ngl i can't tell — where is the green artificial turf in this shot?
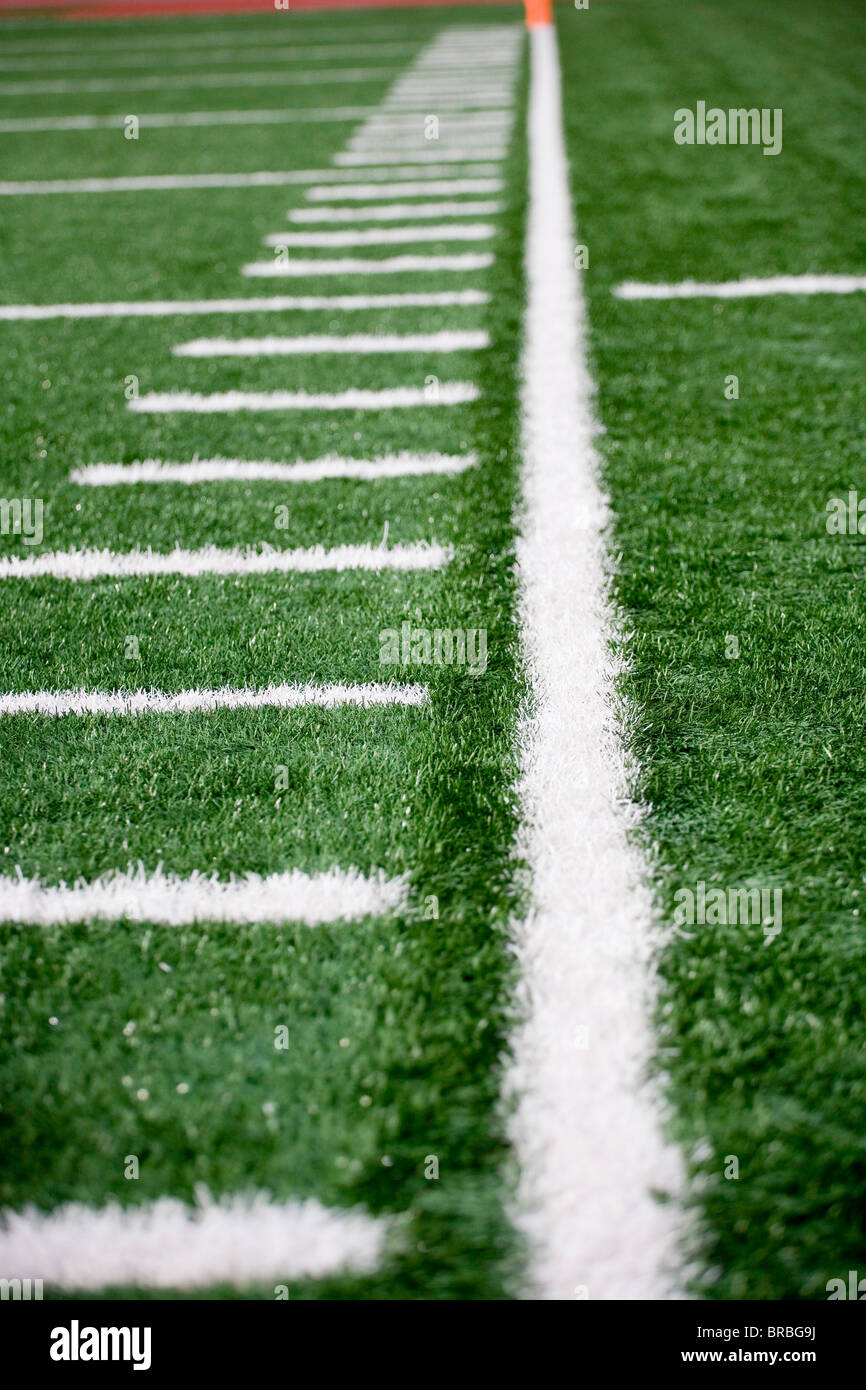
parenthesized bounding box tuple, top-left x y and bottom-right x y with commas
(0, 5, 528, 1301)
(558, 0, 866, 1299)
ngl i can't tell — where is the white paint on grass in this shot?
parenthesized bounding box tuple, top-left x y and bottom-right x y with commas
(0, 67, 397, 96)
(173, 330, 489, 357)
(0, 864, 408, 926)
(287, 201, 501, 223)
(333, 148, 504, 166)
(0, 107, 380, 134)
(0, 290, 487, 322)
(304, 179, 502, 201)
(0, 1193, 388, 1290)
(0, 542, 451, 581)
(0, 168, 497, 197)
(128, 384, 478, 413)
(71, 453, 477, 486)
(263, 225, 494, 247)
(615, 274, 866, 299)
(0, 681, 428, 718)
(510, 24, 685, 1302)
(241, 253, 493, 277)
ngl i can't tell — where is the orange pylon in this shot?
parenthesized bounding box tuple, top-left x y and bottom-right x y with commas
(525, 0, 553, 27)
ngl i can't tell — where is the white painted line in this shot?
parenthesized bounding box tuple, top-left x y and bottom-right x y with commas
(0, 1193, 389, 1289)
(0, 542, 452, 581)
(614, 274, 866, 299)
(0, 864, 408, 926)
(263, 225, 494, 247)
(358, 113, 512, 131)
(287, 201, 502, 223)
(0, 67, 398, 95)
(0, 167, 498, 197)
(0, 107, 381, 134)
(0, 28, 436, 54)
(0, 42, 416, 71)
(510, 24, 684, 1302)
(333, 148, 504, 165)
(304, 179, 502, 201)
(0, 290, 488, 322)
(129, 385, 478, 413)
(0, 682, 429, 718)
(174, 331, 490, 357)
(241, 253, 493, 277)
(71, 452, 477, 486)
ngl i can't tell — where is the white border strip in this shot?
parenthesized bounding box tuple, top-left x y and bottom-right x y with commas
(0, 1194, 389, 1289)
(127, 384, 479, 413)
(262, 225, 494, 247)
(173, 331, 489, 357)
(615, 274, 866, 299)
(0, 682, 428, 718)
(510, 24, 684, 1302)
(0, 864, 408, 926)
(70, 453, 477, 486)
(287, 202, 501, 223)
(241, 253, 493, 277)
(0, 291, 488, 322)
(0, 542, 451, 581)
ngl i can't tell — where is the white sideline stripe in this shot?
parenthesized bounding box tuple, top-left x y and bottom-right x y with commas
(304, 180, 502, 201)
(128, 384, 478, 413)
(287, 201, 502, 223)
(71, 453, 478, 486)
(263, 224, 494, 246)
(0, 108, 382, 134)
(0, 682, 429, 718)
(614, 274, 866, 299)
(241, 253, 493, 277)
(0, 1194, 389, 1289)
(0, 68, 398, 95)
(0, 167, 498, 197)
(0, 543, 452, 581)
(173, 331, 490, 357)
(0, 290, 488, 322)
(333, 148, 504, 165)
(510, 25, 684, 1302)
(0, 865, 409, 926)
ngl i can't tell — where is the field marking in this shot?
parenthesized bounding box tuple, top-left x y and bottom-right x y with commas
(71, 453, 478, 486)
(333, 149, 505, 166)
(0, 542, 452, 581)
(241, 253, 493, 277)
(510, 24, 684, 1302)
(0, 290, 488, 322)
(129, 384, 478, 413)
(0, 27, 442, 53)
(287, 201, 502, 223)
(357, 113, 512, 130)
(0, 108, 382, 134)
(0, 67, 399, 95)
(173, 330, 490, 357)
(0, 167, 499, 197)
(263, 225, 494, 247)
(0, 42, 417, 71)
(304, 179, 502, 200)
(0, 682, 429, 718)
(0, 1194, 389, 1289)
(0, 864, 409, 926)
(615, 274, 866, 299)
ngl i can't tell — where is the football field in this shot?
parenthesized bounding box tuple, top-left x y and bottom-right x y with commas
(0, 0, 865, 1306)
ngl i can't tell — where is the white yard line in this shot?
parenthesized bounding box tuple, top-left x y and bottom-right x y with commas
(615, 274, 866, 299)
(333, 149, 505, 165)
(0, 864, 409, 926)
(0, 542, 452, 581)
(0, 167, 498, 197)
(287, 201, 501, 223)
(0, 682, 428, 718)
(510, 24, 685, 1302)
(0, 108, 382, 134)
(0, 67, 398, 96)
(0, 42, 417, 71)
(0, 1194, 389, 1289)
(241, 253, 493, 277)
(71, 453, 477, 486)
(262, 225, 494, 246)
(0, 291, 488, 322)
(303, 179, 502, 200)
(128, 384, 478, 413)
(173, 331, 490, 357)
